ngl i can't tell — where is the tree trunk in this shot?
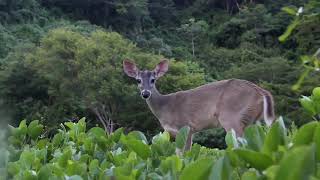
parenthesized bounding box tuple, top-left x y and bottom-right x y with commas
(91, 105, 114, 135)
(191, 33, 195, 57)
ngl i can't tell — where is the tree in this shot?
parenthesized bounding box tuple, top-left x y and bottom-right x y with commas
(148, 0, 177, 25)
(279, 0, 320, 90)
(179, 18, 208, 57)
(1, 28, 205, 134)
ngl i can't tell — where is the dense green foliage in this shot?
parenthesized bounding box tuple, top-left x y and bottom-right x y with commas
(0, 0, 319, 147)
(2, 86, 320, 179)
(3, 118, 224, 179)
(1, 0, 320, 179)
(0, 28, 205, 136)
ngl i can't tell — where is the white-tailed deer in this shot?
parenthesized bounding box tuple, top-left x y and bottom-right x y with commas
(123, 59, 275, 151)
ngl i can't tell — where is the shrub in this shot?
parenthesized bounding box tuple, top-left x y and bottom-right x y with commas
(4, 119, 223, 179)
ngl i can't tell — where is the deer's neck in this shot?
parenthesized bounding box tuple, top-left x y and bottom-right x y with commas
(146, 87, 170, 119)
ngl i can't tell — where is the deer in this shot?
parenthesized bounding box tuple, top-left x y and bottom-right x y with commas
(123, 59, 275, 152)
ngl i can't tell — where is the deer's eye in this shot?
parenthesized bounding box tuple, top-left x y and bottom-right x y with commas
(151, 79, 155, 83)
(136, 79, 142, 83)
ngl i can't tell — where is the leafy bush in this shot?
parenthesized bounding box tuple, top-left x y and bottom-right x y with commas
(5, 114, 320, 179)
(5, 85, 320, 179)
(4, 118, 223, 179)
(300, 87, 320, 120)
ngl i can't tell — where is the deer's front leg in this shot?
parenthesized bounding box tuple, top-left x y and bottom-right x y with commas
(184, 133, 193, 151)
(163, 126, 183, 155)
(167, 128, 193, 155)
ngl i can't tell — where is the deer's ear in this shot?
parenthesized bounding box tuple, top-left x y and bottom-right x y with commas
(154, 59, 169, 78)
(123, 60, 138, 78)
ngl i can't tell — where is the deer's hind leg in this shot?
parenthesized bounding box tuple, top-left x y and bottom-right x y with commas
(218, 112, 247, 137)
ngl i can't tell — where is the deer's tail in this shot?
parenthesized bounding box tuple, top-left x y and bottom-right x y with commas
(262, 91, 275, 126)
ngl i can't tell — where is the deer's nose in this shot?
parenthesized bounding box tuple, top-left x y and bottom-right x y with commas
(141, 90, 151, 99)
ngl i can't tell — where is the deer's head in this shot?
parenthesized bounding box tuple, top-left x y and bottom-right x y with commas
(123, 60, 169, 99)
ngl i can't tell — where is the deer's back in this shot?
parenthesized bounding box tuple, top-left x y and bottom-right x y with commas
(162, 79, 265, 131)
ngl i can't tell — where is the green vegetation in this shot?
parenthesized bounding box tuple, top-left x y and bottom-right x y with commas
(2, 87, 320, 179)
(1, 0, 320, 178)
(0, 0, 319, 144)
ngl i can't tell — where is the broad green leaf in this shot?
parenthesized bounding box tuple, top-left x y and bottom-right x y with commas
(77, 117, 87, 133)
(7, 162, 19, 175)
(151, 131, 175, 156)
(180, 158, 214, 180)
(8, 125, 20, 138)
(27, 120, 39, 129)
(281, 6, 298, 15)
(225, 129, 238, 149)
(151, 140, 175, 157)
(244, 125, 265, 151)
(113, 164, 137, 179)
(127, 131, 148, 144)
(38, 165, 53, 180)
(121, 135, 151, 159)
(234, 149, 273, 171)
(264, 165, 279, 180)
(300, 96, 317, 116)
(313, 87, 320, 99)
(225, 150, 241, 167)
(175, 126, 190, 150)
(209, 155, 232, 180)
(89, 159, 100, 175)
(111, 128, 123, 143)
(186, 143, 201, 160)
(20, 151, 35, 169)
(114, 175, 135, 180)
(27, 120, 43, 139)
(58, 149, 72, 167)
(128, 139, 151, 159)
(293, 121, 318, 146)
(52, 132, 64, 147)
(28, 125, 43, 139)
(262, 117, 286, 155)
(23, 170, 38, 180)
(152, 131, 171, 144)
(147, 172, 162, 180)
(37, 139, 48, 149)
(313, 125, 320, 161)
(65, 122, 75, 130)
(66, 161, 87, 176)
(160, 155, 183, 174)
(88, 127, 107, 138)
(18, 120, 28, 137)
(241, 170, 259, 180)
(275, 145, 316, 180)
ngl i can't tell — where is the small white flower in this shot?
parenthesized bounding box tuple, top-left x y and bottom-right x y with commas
(296, 7, 303, 16)
(31, 170, 37, 176)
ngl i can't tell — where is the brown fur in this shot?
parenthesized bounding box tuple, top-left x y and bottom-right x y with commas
(146, 79, 275, 150)
(123, 60, 275, 151)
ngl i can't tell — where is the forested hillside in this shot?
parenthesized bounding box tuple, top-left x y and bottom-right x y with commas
(1, 0, 320, 179)
(0, 0, 319, 147)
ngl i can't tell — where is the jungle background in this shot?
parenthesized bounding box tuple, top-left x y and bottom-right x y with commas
(0, 0, 319, 148)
